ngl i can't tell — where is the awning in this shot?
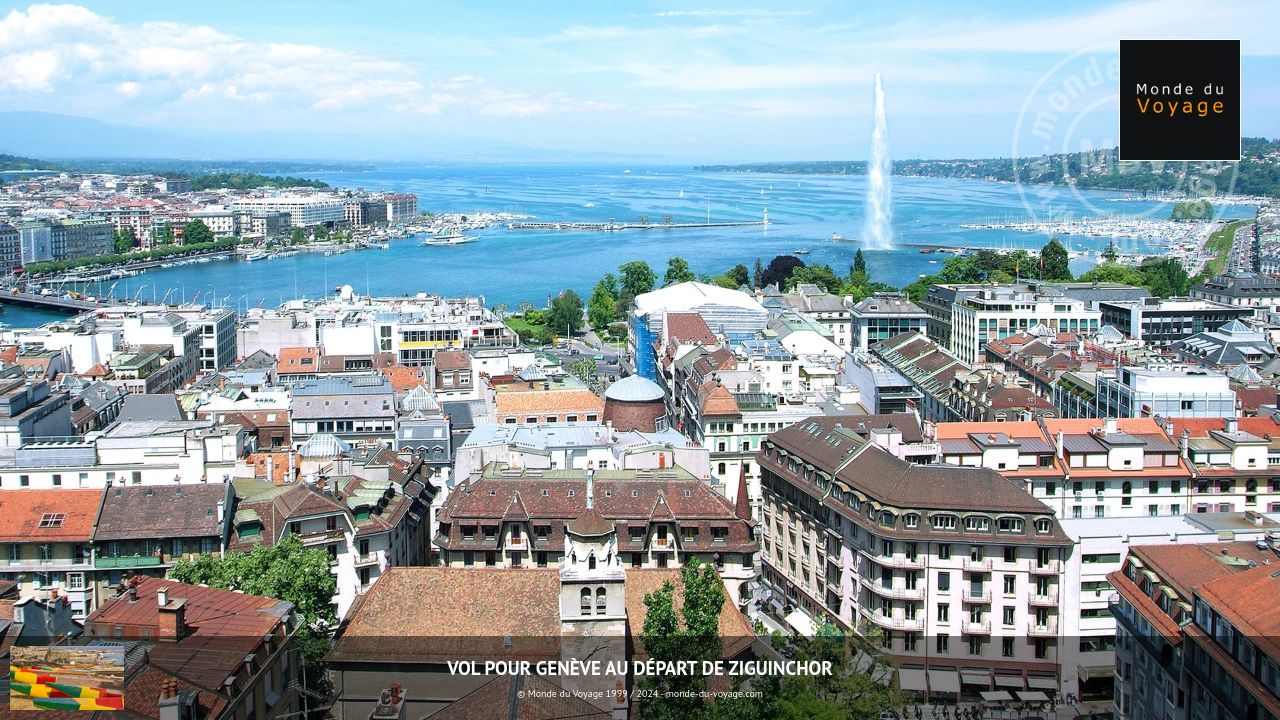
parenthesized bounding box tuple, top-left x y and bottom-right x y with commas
(994, 674, 1023, 688)
(785, 609, 816, 638)
(960, 669, 990, 685)
(928, 668, 961, 694)
(980, 690, 1013, 702)
(898, 667, 928, 692)
(1026, 677, 1058, 690)
(1017, 691, 1050, 702)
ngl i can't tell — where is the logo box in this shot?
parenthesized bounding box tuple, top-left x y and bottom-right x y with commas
(1119, 39, 1240, 161)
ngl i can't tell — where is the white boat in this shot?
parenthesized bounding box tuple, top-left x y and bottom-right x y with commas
(244, 251, 268, 262)
(794, 249, 811, 255)
(583, 202, 595, 208)
(831, 232, 846, 241)
(424, 230, 479, 246)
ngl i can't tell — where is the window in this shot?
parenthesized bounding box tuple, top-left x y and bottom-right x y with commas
(996, 517, 1024, 533)
(1003, 607, 1015, 626)
(51, 474, 61, 487)
(1002, 637, 1015, 657)
(580, 588, 592, 616)
(1003, 546, 1017, 563)
(1035, 518, 1051, 534)
(485, 551, 496, 567)
(938, 544, 951, 560)
(19, 474, 29, 487)
(37, 513, 65, 529)
(596, 588, 608, 615)
(937, 603, 950, 622)
(937, 572, 950, 592)
(936, 635, 949, 655)
(1002, 575, 1016, 595)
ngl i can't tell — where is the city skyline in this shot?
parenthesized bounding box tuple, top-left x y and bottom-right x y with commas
(1, 0, 1279, 162)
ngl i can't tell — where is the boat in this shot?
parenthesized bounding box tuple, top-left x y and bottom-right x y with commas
(424, 230, 479, 246)
(243, 251, 268, 262)
(794, 249, 811, 255)
(583, 202, 596, 208)
(920, 248, 937, 254)
(831, 232, 846, 241)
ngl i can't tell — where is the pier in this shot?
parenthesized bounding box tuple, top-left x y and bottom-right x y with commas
(0, 289, 105, 313)
(508, 213, 769, 233)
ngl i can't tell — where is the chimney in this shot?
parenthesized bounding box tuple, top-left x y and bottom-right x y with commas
(585, 463, 595, 509)
(369, 682, 407, 720)
(216, 497, 225, 524)
(128, 585, 138, 603)
(158, 594, 187, 642)
(1055, 431, 1064, 460)
(157, 679, 183, 720)
(1225, 417, 1239, 434)
(1103, 418, 1118, 435)
(157, 586, 168, 607)
(1180, 429, 1190, 459)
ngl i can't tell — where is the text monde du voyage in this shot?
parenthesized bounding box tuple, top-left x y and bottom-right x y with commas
(1134, 82, 1228, 118)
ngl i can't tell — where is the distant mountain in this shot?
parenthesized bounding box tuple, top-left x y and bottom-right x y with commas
(0, 111, 678, 164)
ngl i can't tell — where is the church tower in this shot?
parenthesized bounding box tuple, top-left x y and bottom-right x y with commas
(558, 465, 628, 720)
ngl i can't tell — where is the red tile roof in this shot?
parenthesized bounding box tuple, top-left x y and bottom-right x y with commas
(1169, 416, 1280, 438)
(433, 350, 472, 371)
(665, 312, 718, 346)
(380, 365, 424, 394)
(0, 489, 101, 542)
(276, 347, 317, 374)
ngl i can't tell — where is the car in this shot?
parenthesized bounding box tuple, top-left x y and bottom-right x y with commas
(569, 349, 580, 355)
(592, 353, 604, 360)
(877, 712, 902, 720)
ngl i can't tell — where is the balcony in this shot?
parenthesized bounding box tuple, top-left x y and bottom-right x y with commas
(96, 555, 164, 569)
(1028, 618, 1059, 636)
(299, 529, 345, 547)
(506, 536, 526, 550)
(5, 558, 93, 570)
(651, 537, 675, 552)
(353, 552, 381, 567)
(1029, 593, 1059, 607)
(1029, 560, 1062, 575)
(963, 588, 992, 603)
(861, 548, 924, 569)
(962, 619, 992, 634)
(963, 557, 993, 571)
(864, 579, 925, 601)
(868, 613, 924, 631)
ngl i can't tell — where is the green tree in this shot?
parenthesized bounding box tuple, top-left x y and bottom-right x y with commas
(546, 289, 585, 337)
(752, 258, 764, 288)
(588, 275, 619, 329)
(619, 260, 657, 298)
(169, 534, 337, 702)
(492, 302, 509, 318)
(182, 219, 214, 246)
(1039, 238, 1072, 280)
(567, 357, 597, 385)
(1140, 257, 1191, 297)
(113, 228, 137, 254)
(1102, 240, 1119, 262)
(290, 227, 306, 245)
(725, 264, 750, 288)
(313, 225, 330, 241)
(637, 558, 725, 720)
(158, 222, 176, 246)
(789, 263, 842, 293)
(759, 255, 806, 290)
(663, 256, 696, 286)
(765, 624, 908, 720)
(853, 249, 867, 276)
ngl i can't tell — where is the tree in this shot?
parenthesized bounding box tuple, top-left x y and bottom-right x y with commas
(664, 257, 696, 286)
(492, 302, 509, 319)
(1140, 257, 1191, 297)
(113, 228, 136, 254)
(516, 301, 535, 316)
(290, 227, 306, 245)
(726, 264, 750, 288)
(546, 289, 585, 336)
(752, 258, 764, 288)
(853, 249, 867, 276)
(789, 263, 842, 293)
(764, 623, 908, 719)
(567, 357, 597, 385)
(619, 260, 656, 298)
(169, 535, 337, 703)
(758, 255, 806, 290)
(1102, 240, 1119, 262)
(158, 222, 176, 246)
(182, 219, 214, 246)
(1039, 238, 1072, 281)
(637, 559, 725, 720)
(313, 225, 330, 241)
(588, 276, 619, 329)
(1078, 261, 1143, 285)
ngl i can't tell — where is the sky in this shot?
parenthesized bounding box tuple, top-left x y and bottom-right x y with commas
(1, 1, 1278, 162)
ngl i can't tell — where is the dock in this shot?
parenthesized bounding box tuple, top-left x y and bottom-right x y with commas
(0, 289, 105, 312)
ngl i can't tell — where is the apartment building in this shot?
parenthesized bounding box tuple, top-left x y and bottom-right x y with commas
(759, 416, 1073, 699)
(230, 195, 345, 227)
(950, 285, 1101, 364)
(1098, 297, 1252, 346)
(1169, 416, 1280, 514)
(1191, 270, 1280, 317)
(433, 464, 759, 605)
(850, 293, 929, 352)
(773, 283, 855, 351)
(384, 193, 419, 223)
(289, 376, 397, 446)
(0, 489, 100, 617)
(0, 222, 21, 272)
(1109, 541, 1280, 720)
(0, 365, 74, 462)
(1092, 366, 1238, 419)
(872, 331, 970, 422)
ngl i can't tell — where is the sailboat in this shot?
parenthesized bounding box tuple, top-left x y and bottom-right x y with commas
(679, 189, 685, 198)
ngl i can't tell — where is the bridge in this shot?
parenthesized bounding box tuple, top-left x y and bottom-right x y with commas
(0, 289, 104, 313)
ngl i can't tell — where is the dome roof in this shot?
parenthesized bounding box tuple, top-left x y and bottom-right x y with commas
(298, 433, 351, 459)
(604, 375, 664, 403)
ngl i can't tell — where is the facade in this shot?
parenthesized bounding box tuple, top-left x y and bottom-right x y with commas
(951, 285, 1101, 364)
(839, 351, 924, 414)
(0, 365, 74, 463)
(290, 376, 397, 445)
(851, 293, 929, 352)
(631, 282, 769, 381)
(0, 488, 100, 617)
(489, 372, 604, 426)
(0, 222, 20, 272)
(230, 195, 345, 227)
(1108, 541, 1280, 720)
(1191, 270, 1280, 317)
(1098, 297, 1252, 346)
(775, 284, 855, 351)
(1170, 416, 1280, 515)
(16, 217, 113, 264)
(384, 193, 419, 223)
(759, 416, 1074, 698)
(187, 207, 240, 237)
(871, 331, 970, 422)
(433, 463, 759, 606)
(1095, 366, 1238, 419)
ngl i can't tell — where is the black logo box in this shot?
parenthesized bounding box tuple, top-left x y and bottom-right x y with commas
(1119, 39, 1240, 162)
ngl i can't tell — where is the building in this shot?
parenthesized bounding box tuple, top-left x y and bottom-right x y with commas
(630, 282, 768, 381)
(0, 488, 100, 617)
(242, 210, 291, 239)
(1174, 319, 1279, 371)
(758, 416, 1074, 698)
(15, 217, 113, 264)
(850, 293, 929, 352)
(1108, 541, 1280, 720)
(950, 285, 1101, 364)
(0, 365, 74, 463)
(327, 563, 755, 720)
(187, 207, 240, 238)
(774, 284, 855, 351)
(431, 349, 474, 398)
(1093, 365, 1238, 419)
(94, 206, 154, 245)
(433, 463, 758, 605)
(230, 195, 345, 227)
(871, 331, 970, 422)
(384, 193, 418, 223)
(602, 375, 667, 432)
(91, 483, 230, 605)
(0, 222, 21, 272)
(1169, 416, 1280, 514)
(1098, 297, 1252, 346)
(228, 443, 435, 618)
(290, 376, 397, 446)
(488, 369, 604, 426)
(81, 577, 300, 720)
(1191, 270, 1280, 317)
(839, 351, 924, 415)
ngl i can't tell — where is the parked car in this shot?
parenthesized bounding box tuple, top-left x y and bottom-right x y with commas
(592, 353, 604, 360)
